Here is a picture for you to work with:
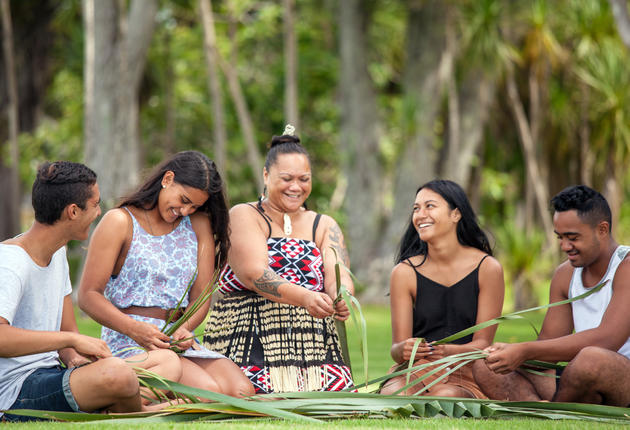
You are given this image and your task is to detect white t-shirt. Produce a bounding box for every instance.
[0,244,72,414]
[569,245,630,358]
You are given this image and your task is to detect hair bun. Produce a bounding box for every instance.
[270,124,301,148]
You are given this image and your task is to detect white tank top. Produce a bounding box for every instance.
[569,245,630,358]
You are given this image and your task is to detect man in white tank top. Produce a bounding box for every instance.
[0,162,147,421]
[473,185,630,406]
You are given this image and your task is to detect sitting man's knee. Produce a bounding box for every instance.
[96,357,139,397]
[573,346,609,363]
[562,346,610,385]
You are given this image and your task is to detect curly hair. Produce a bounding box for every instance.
[32,161,97,225]
[551,185,612,231]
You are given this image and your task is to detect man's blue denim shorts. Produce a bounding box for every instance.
[3,365,81,422]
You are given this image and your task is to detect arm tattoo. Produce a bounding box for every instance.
[328,224,350,266]
[253,268,285,297]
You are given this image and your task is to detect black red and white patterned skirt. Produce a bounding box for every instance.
[203,291,354,393]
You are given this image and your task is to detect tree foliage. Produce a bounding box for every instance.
[5,0,630,307]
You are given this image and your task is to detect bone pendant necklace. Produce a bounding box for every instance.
[283,213,292,236]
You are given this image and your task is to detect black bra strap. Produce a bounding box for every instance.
[247,203,272,239]
[312,213,322,242]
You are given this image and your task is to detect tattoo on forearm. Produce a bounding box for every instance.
[253,268,285,297]
[328,224,350,265]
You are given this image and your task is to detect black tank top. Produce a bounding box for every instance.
[412,255,488,344]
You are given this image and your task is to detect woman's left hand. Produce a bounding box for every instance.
[171,327,195,351]
[333,298,350,321]
[426,343,449,359]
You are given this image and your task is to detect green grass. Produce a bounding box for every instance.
[13,306,602,429]
[6,418,626,429]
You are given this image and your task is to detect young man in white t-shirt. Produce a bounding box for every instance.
[0,161,180,422]
[473,185,630,406]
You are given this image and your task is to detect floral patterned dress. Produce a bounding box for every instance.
[102,208,224,360]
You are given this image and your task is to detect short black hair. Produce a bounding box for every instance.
[551,185,612,231]
[32,161,97,225]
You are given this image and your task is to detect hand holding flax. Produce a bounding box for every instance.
[393,338,447,362]
[302,290,335,319]
[170,326,194,351]
[333,298,350,321]
[483,342,529,374]
[129,319,172,350]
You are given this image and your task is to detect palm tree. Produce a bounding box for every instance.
[575,36,630,223]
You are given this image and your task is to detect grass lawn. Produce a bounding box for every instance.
[7,306,618,428]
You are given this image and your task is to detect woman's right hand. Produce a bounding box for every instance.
[128,319,172,350]
[302,291,334,319]
[400,337,435,361]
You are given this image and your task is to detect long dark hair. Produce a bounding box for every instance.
[395,179,492,264]
[119,151,230,268]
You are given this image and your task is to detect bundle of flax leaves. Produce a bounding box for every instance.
[10,269,630,422]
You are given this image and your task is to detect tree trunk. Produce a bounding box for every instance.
[444,71,495,187]
[603,152,622,229]
[283,0,299,130]
[218,54,264,193]
[338,0,384,296]
[218,8,263,193]
[83,0,157,207]
[199,0,228,174]
[445,7,460,179]
[365,0,450,300]
[0,0,21,239]
[505,66,555,247]
[609,0,630,49]
[513,272,538,311]
[163,29,176,156]
[579,81,593,186]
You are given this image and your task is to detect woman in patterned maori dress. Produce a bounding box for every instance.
[204,126,354,393]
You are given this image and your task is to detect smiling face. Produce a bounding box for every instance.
[264,153,312,213]
[412,188,460,243]
[159,171,209,222]
[553,209,604,267]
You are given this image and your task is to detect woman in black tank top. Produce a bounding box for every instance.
[381,180,505,398]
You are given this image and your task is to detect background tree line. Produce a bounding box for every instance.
[1,0,630,310]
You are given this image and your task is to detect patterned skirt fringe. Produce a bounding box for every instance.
[203,292,353,393]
